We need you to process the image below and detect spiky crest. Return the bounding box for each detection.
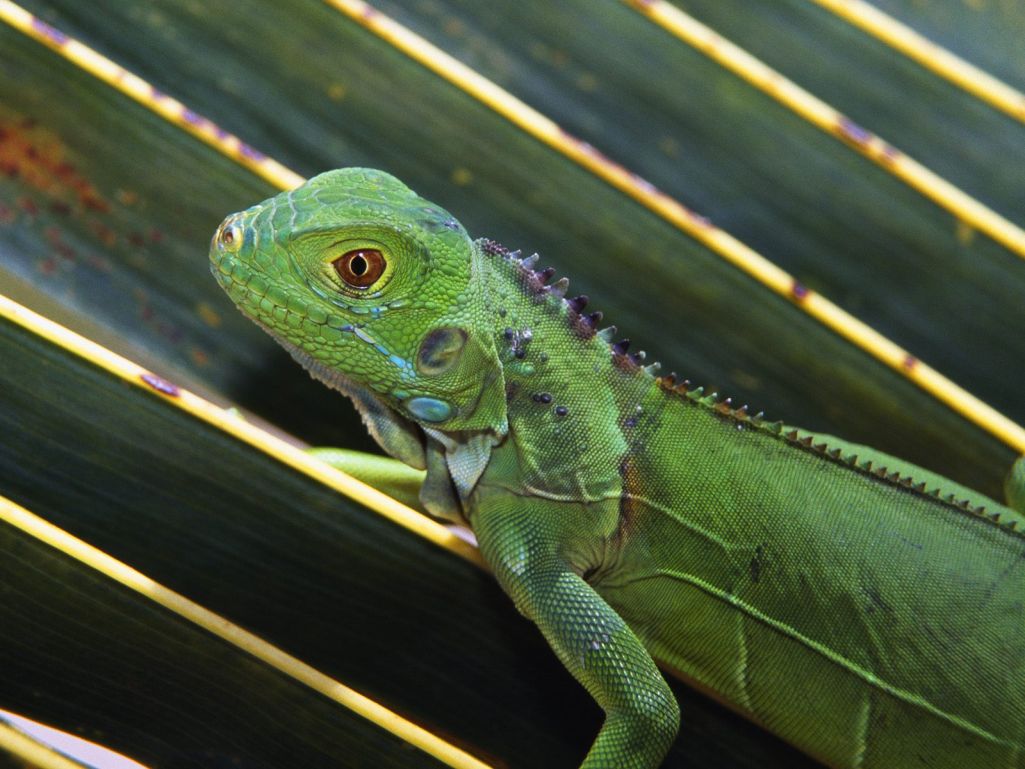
[479,238,1018,533]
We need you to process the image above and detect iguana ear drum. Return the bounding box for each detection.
[417,327,468,375]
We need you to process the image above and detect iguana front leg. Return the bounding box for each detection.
[307,447,425,512]
[473,498,680,769]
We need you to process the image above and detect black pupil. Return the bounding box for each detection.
[223,229,234,243]
[350,254,368,276]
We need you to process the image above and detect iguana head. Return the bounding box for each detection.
[210,168,507,442]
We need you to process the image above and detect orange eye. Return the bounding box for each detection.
[333,248,386,289]
[219,223,243,252]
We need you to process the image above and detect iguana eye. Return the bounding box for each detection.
[219,222,243,252]
[333,248,386,289]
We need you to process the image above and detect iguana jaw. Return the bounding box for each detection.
[279,337,430,471]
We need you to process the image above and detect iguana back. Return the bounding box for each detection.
[598,383,1025,767]
[472,236,1025,768]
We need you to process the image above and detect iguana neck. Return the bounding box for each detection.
[470,239,1020,535]
[473,238,653,502]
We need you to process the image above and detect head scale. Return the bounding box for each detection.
[210,168,507,442]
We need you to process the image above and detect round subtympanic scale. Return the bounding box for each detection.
[407,396,453,422]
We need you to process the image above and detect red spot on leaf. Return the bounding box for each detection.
[88,221,117,248]
[140,373,180,397]
[82,195,110,213]
[836,118,872,148]
[688,209,712,229]
[630,173,658,195]
[879,144,902,166]
[31,18,69,46]
[0,113,111,214]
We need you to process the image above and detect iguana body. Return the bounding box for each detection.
[211,168,1025,769]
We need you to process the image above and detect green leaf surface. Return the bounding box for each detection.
[863,0,1025,88]
[1,1,1022,767]
[2,525,454,769]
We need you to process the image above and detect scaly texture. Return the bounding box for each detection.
[211,168,1025,769]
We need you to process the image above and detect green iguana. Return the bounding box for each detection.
[210,168,1025,769]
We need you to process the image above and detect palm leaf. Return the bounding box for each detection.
[1,1,1022,767]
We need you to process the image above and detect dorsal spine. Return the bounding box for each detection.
[479,238,1016,533]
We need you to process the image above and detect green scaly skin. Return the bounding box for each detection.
[211,168,1025,769]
